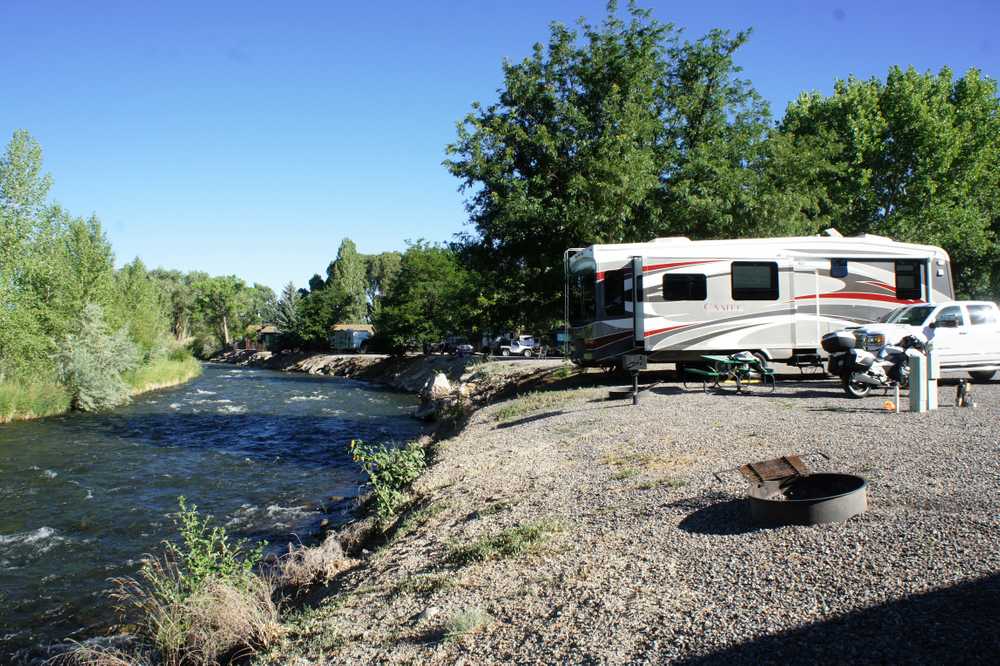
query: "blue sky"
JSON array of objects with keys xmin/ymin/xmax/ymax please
[{"xmin": 2, "ymin": 0, "xmax": 998, "ymax": 291}]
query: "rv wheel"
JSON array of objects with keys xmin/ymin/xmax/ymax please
[{"xmin": 842, "ymin": 375, "xmax": 871, "ymax": 398}]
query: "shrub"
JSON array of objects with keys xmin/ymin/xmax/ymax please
[
  {"xmin": 349, "ymin": 440, "xmax": 426, "ymax": 527},
  {"xmin": 108, "ymin": 498, "xmax": 276, "ymax": 665},
  {"xmin": 54, "ymin": 303, "xmax": 140, "ymax": 411}
]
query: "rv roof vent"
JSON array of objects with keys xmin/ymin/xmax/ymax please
[
  {"xmin": 822, "ymin": 228, "xmax": 842, "ymax": 238},
  {"xmin": 653, "ymin": 236, "xmax": 690, "ymax": 243}
]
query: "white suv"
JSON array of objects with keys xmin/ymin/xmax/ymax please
[{"xmin": 848, "ymin": 301, "xmax": 1000, "ymax": 381}]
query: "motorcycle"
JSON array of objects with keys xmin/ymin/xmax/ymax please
[{"xmin": 822, "ymin": 330, "xmax": 927, "ymax": 398}]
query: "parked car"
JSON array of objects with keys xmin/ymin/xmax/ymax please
[
  {"xmin": 497, "ymin": 335, "xmax": 541, "ymax": 357},
  {"xmin": 836, "ymin": 300, "xmax": 1000, "ymax": 381}
]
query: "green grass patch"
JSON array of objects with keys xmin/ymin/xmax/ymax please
[
  {"xmin": 635, "ymin": 477, "xmax": 687, "ymax": 491},
  {"xmin": 394, "ymin": 500, "xmax": 447, "ymax": 539},
  {"xmin": 0, "ymin": 379, "xmax": 71, "ymax": 423},
  {"xmin": 448, "ymin": 520, "xmax": 560, "ymax": 564},
  {"xmin": 443, "ymin": 607, "xmax": 492, "ymax": 642},
  {"xmin": 126, "ymin": 355, "xmax": 202, "ymax": 394},
  {"xmin": 611, "ymin": 467, "xmax": 640, "ymax": 481},
  {"xmin": 395, "ymin": 572, "xmax": 458, "ymax": 597},
  {"xmin": 493, "ymin": 391, "xmax": 574, "ymax": 422}
]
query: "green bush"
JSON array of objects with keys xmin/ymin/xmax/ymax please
[
  {"xmin": 54, "ymin": 303, "xmax": 140, "ymax": 412},
  {"xmin": 349, "ymin": 440, "xmax": 426, "ymax": 527}
]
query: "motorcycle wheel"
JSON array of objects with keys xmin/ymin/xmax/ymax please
[{"xmin": 842, "ymin": 374, "xmax": 872, "ymax": 398}]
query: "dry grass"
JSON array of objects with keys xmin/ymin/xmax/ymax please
[
  {"xmin": 277, "ymin": 534, "xmax": 355, "ymax": 589},
  {"xmin": 443, "ymin": 607, "xmax": 493, "ymax": 642},
  {"xmin": 57, "ymin": 640, "xmax": 150, "ymax": 666},
  {"xmin": 602, "ymin": 449, "xmax": 693, "ymax": 487},
  {"xmin": 109, "ymin": 559, "xmax": 281, "ymax": 665}
]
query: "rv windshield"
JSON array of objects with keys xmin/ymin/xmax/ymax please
[
  {"xmin": 885, "ymin": 305, "xmax": 934, "ymax": 326},
  {"xmin": 568, "ymin": 265, "xmax": 596, "ymax": 326}
]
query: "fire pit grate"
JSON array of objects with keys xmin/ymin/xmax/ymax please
[{"xmin": 718, "ymin": 453, "xmax": 868, "ymax": 527}]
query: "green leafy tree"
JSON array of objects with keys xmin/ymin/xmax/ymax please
[
  {"xmin": 445, "ymin": 2, "xmax": 807, "ymax": 330},
  {"xmin": 374, "ymin": 242, "xmax": 480, "ymax": 351},
  {"xmin": 112, "ymin": 258, "xmax": 171, "ymax": 361},
  {"xmin": 54, "ymin": 303, "xmax": 140, "ymax": 411},
  {"xmin": 294, "ymin": 282, "xmax": 346, "ymax": 348},
  {"xmin": 192, "ymin": 275, "xmax": 247, "ymax": 347},
  {"xmin": 782, "ymin": 66, "xmax": 1000, "ymax": 296},
  {"xmin": 242, "ymin": 283, "xmax": 278, "ymax": 329},
  {"xmin": 326, "ymin": 238, "xmax": 368, "ymax": 323},
  {"xmin": 365, "ymin": 251, "xmax": 402, "ymax": 320}
]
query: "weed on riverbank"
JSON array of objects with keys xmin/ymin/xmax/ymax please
[
  {"xmin": 126, "ymin": 354, "xmax": 202, "ymax": 394},
  {"xmin": 0, "ymin": 379, "xmax": 71, "ymax": 423},
  {"xmin": 448, "ymin": 521, "xmax": 561, "ymax": 564}
]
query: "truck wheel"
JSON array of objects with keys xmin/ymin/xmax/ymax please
[
  {"xmin": 842, "ymin": 374, "xmax": 871, "ymax": 398},
  {"xmin": 501, "ymin": 349, "xmax": 510, "ymax": 357},
  {"xmin": 523, "ymin": 349, "xmax": 532, "ymax": 358},
  {"xmin": 969, "ymin": 370, "xmax": 996, "ymax": 382}
]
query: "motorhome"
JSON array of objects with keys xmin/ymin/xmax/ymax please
[{"xmin": 565, "ymin": 230, "xmax": 954, "ymax": 367}]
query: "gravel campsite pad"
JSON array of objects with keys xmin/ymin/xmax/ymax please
[{"xmin": 270, "ymin": 377, "xmax": 1000, "ymax": 664}]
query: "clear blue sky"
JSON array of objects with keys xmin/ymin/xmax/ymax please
[{"xmin": 3, "ymin": 0, "xmax": 998, "ymax": 291}]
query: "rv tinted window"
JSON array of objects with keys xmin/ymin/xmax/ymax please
[
  {"xmin": 895, "ymin": 261, "xmax": 923, "ymax": 300},
  {"xmin": 731, "ymin": 262, "xmax": 778, "ymax": 300},
  {"xmin": 569, "ymin": 267, "xmax": 596, "ymax": 326},
  {"xmin": 603, "ymin": 268, "xmax": 627, "ymax": 317},
  {"xmin": 831, "ymin": 259, "xmax": 848, "ymax": 278},
  {"xmin": 663, "ymin": 274, "xmax": 707, "ymax": 301}
]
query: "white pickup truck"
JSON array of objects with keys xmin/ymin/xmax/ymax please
[{"xmin": 847, "ymin": 300, "xmax": 1000, "ymax": 381}]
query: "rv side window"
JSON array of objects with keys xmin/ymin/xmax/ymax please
[
  {"xmin": 569, "ymin": 267, "xmax": 596, "ymax": 326},
  {"xmin": 662, "ymin": 274, "xmax": 707, "ymax": 301},
  {"xmin": 603, "ymin": 269, "xmax": 627, "ymax": 317},
  {"xmin": 731, "ymin": 262, "xmax": 778, "ymax": 300},
  {"xmin": 895, "ymin": 261, "xmax": 923, "ymax": 300},
  {"xmin": 831, "ymin": 259, "xmax": 848, "ymax": 278}
]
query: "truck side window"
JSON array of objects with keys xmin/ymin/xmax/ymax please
[
  {"xmin": 731, "ymin": 262, "xmax": 778, "ymax": 300},
  {"xmin": 967, "ymin": 305, "xmax": 997, "ymax": 325},
  {"xmin": 935, "ymin": 306, "xmax": 965, "ymax": 326},
  {"xmin": 603, "ymin": 268, "xmax": 627, "ymax": 317},
  {"xmin": 895, "ymin": 261, "xmax": 923, "ymax": 300},
  {"xmin": 663, "ymin": 274, "xmax": 707, "ymax": 301}
]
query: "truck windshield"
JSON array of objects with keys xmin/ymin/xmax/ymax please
[
  {"xmin": 885, "ymin": 305, "xmax": 934, "ymax": 326},
  {"xmin": 568, "ymin": 265, "xmax": 596, "ymax": 326}
]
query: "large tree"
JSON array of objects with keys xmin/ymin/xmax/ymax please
[
  {"xmin": 326, "ymin": 238, "xmax": 368, "ymax": 324},
  {"xmin": 445, "ymin": 2, "xmax": 816, "ymax": 330},
  {"xmin": 193, "ymin": 275, "xmax": 247, "ymax": 347},
  {"xmin": 365, "ymin": 251, "xmax": 402, "ymax": 320},
  {"xmin": 373, "ymin": 242, "xmax": 480, "ymax": 352},
  {"xmin": 781, "ymin": 66, "xmax": 1000, "ymax": 296}
]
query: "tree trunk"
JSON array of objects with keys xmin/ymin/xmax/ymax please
[{"xmin": 221, "ymin": 315, "xmax": 231, "ymax": 345}]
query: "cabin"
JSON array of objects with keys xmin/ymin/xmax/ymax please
[{"xmin": 565, "ymin": 230, "xmax": 954, "ymax": 366}]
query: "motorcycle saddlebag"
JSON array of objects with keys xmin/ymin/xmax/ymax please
[
  {"xmin": 849, "ymin": 348, "xmax": 876, "ymax": 369},
  {"xmin": 821, "ymin": 330, "xmax": 856, "ymax": 353},
  {"xmin": 827, "ymin": 354, "xmax": 846, "ymax": 376}
]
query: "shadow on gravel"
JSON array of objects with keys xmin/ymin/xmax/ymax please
[
  {"xmin": 672, "ymin": 493, "xmax": 761, "ymax": 536},
  {"xmin": 807, "ymin": 406, "xmax": 889, "ymax": 414},
  {"xmin": 676, "ymin": 572, "xmax": 1000, "ymax": 665},
  {"xmin": 496, "ymin": 410, "xmax": 564, "ymax": 428}
]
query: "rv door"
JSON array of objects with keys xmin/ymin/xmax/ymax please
[{"xmin": 631, "ymin": 256, "xmax": 644, "ymax": 349}]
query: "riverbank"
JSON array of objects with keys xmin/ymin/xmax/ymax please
[
  {"xmin": 0, "ymin": 357, "xmax": 203, "ymax": 424},
  {"xmin": 260, "ymin": 377, "xmax": 1000, "ymax": 664}
]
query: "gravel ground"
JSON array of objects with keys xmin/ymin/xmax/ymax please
[{"xmin": 267, "ymin": 373, "xmax": 1000, "ymax": 665}]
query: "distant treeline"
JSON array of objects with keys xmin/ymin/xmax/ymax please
[{"xmin": 0, "ymin": 130, "xmax": 275, "ymax": 415}]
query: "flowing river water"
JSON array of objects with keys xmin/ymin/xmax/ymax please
[{"xmin": 0, "ymin": 363, "xmax": 422, "ymax": 661}]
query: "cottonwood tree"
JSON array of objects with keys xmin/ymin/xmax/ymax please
[
  {"xmin": 326, "ymin": 238, "xmax": 368, "ymax": 324},
  {"xmin": 446, "ymin": 2, "xmax": 822, "ymax": 330},
  {"xmin": 193, "ymin": 275, "xmax": 247, "ymax": 347},
  {"xmin": 782, "ymin": 66, "xmax": 1000, "ymax": 296}
]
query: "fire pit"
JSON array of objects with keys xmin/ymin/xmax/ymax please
[{"xmin": 725, "ymin": 455, "xmax": 868, "ymax": 527}]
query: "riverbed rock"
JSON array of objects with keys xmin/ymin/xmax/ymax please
[{"xmin": 421, "ymin": 372, "xmax": 452, "ymax": 400}]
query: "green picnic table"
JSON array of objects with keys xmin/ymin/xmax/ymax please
[{"xmin": 682, "ymin": 354, "xmax": 776, "ymax": 393}]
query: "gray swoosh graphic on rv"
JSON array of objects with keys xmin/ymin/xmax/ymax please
[{"xmin": 648, "ymin": 309, "xmax": 798, "ymax": 347}]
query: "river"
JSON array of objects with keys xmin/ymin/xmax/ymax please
[{"xmin": 0, "ymin": 363, "xmax": 422, "ymax": 661}]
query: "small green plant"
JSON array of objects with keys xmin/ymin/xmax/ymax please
[
  {"xmin": 493, "ymin": 391, "xmax": 573, "ymax": 422},
  {"xmin": 395, "ymin": 572, "xmax": 457, "ymax": 596},
  {"xmin": 394, "ymin": 500, "xmax": 447, "ymax": 539},
  {"xmin": 448, "ymin": 521, "xmax": 559, "ymax": 564},
  {"xmin": 612, "ymin": 467, "xmax": 640, "ymax": 481},
  {"xmin": 443, "ymin": 607, "xmax": 493, "ymax": 642},
  {"xmin": 635, "ymin": 477, "xmax": 687, "ymax": 491},
  {"xmin": 350, "ymin": 440, "xmax": 426, "ymax": 527}
]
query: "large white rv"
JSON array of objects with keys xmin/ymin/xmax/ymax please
[{"xmin": 565, "ymin": 230, "xmax": 954, "ymax": 366}]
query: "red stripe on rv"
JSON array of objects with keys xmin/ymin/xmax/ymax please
[
  {"xmin": 643, "ymin": 324, "xmax": 692, "ymax": 337},
  {"xmin": 793, "ymin": 292, "xmax": 922, "ymax": 304},
  {"xmin": 642, "ymin": 260, "xmax": 718, "ymax": 272}
]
